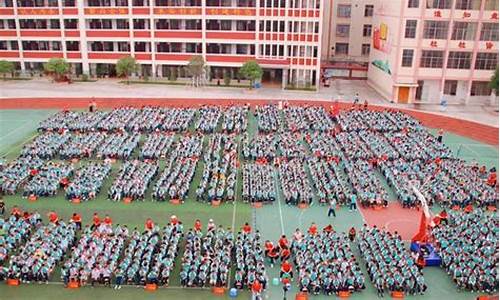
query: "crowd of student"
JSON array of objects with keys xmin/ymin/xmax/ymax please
[
  {"xmin": 96, "ymin": 132, "xmax": 141, "ymax": 159},
  {"xmin": 0, "ymin": 208, "xmax": 40, "ymax": 265},
  {"xmin": 125, "ymin": 107, "xmax": 167, "ymax": 132},
  {"xmin": 65, "ymin": 162, "xmax": 112, "ymax": 202},
  {"xmin": 233, "ymin": 230, "xmax": 267, "ymax": 290},
  {"xmin": 108, "ymin": 160, "xmax": 159, "ymax": 202},
  {"xmin": 21, "ymin": 132, "xmax": 70, "ymax": 159},
  {"xmin": 0, "ymin": 157, "xmax": 44, "ymax": 194},
  {"xmin": 153, "ymin": 156, "xmax": 197, "ymax": 202},
  {"xmin": 139, "ymin": 132, "xmax": 174, "ymax": 160},
  {"xmin": 196, "ymin": 134, "xmax": 238, "ymax": 202},
  {"xmin": 242, "ymin": 164, "xmax": 276, "ymax": 203},
  {"xmin": 307, "ymin": 157, "xmax": 352, "ymax": 205},
  {"xmin": 292, "ymin": 226, "xmax": 365, "ymax": 295},
  {"xmin": 96, "ymin": 107, "xmax": 138, "ymax": 132},
  {"xmin": 343, "ymin": 160, "xmax": 389, "ymax": 208},
  {"xmin": 162, "ymin": 108, "xmax": 196, "ymax": 132},
  {"xmin": 221, "ymin": 106, "xmax": 248, "ymax": 133},
  {"xmin": 59, "ymin": 132, "xmax": 107, "ymax": 159},
  {"xmin": 23, "ymin": 162, "xmax": 74, "ymax": 197},
  {"xmin": 196, "ymin": 106, "xmax": 222, "ymax": 133},
  {"xmin": 242, "ymin": 133, "xmax": 276, "ymax": 161},
  {"xmin": 62, "ymin": 222, "xmax": 127, "ymax": 287},
  {"xmin": 256, "ymin": 105, "xmax": 282, "ymax": 133},
  {"xmin": 306, "ymin": 132, "xmax": 340, "ymax": 158},
  {"xmin": 180, "ymin": 223, "xmax": 233, "ymax": 288},
  {"xmin": 8, "ymin": 219, "xmax": 77, "ymax": 283},
  {"xmin": 358, "ymin": 225, "xmax": 427, "ymax": 297},
  {"xmin": 431, "ymin": 210, "xmax": 498, "ymax": 293},
  {"xmin": 278, "ymin": 159, "xmax": 314, "ymax": 205},
  {"xmin": 277, "ymin": 133, "xmax": 306, "ymax": 159}
]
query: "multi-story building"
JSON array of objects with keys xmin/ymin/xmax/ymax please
[
  {"xmin": 321, "ymin": 0, "xmax": 374, "ymax": 79},
  {"xmin": 368, "ymin": 0, "xmax": 498, "ymax": 104},
  {"xmin": 0, "ymin": 0, "xmax": 323, "ymax": 89}
]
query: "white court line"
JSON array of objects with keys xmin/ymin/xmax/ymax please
[
  {"xmin": 1, "ymin": 132, "xmax": 38, "ymax": 157},
  {"xmin": 274, "ymin": 169, "xmax": 285, "ymax": 235},
  {"xmin": 0, "ymin": 119, "xmax": 36, "ymax": 141}
]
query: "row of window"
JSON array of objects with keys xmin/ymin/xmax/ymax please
[
  {"xmin": 402, "ymin": 49, "xmax": 497, "ymax": 70},
  {"xmin": 0, "ymin": 19, "xmax": 320, "ymax": 34},
  {"xmin": 405, "ymin": 20, "xmax": 498, "ymax": 41},
  {"xmin": 334, "ymin": 42, "xmax": 371, "ymax": 56},
  {"xmin": 442, "ymin": 80, "xmax": 493, "ymax": 96},
  {"xmin": 2, "ymin": 0, "xmax": 319, "ymax": 8},
  {"xmin": 408, "ymin": 0, "xmax": 498, "ymax": 10},
  {"xmin": 336, "ymin": 24, "xmax": 372, "ymax": 38},
  {"xmin": 337, "ymin": 4, "xmax": 374, "ymax": 18}
]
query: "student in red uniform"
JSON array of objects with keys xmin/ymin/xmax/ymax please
[
  {"xmin": 251, "ymin": 279, "xmax": 263, "ymax": 300},
  {"xmin": 71, "ymin": 213, "xmax": 82, "ymax": 230},
  {"xmin": 48, "ymin": 211, "xmax": 59, "ymax": 224},
  {"xmin": 11, "ymin": 206, "xmax": 22, "ymax": 219},
  {"xmin": 104, "ymin": 214, "xmax": 113, "ymax": 226},
  {"xmin": 242, "ymin": 222, "xmax": 252, "ymax": 234},
  {"xmin": 194, "ymin": 219, "xmax": 202, "ymax": 231},
  {"xmin": 145, "ymin": 218, "xmax": 154, "ymax": 231},
  {"xmin": 278, "ymin": 235, "xmax": 289, "ymax": 250},
  {"xmin": 91, "ymin": 213, "xmax": 100, "ymax": 230},
  {"xmin": 170, "ymin": 215, "xmax": 178, "ymax": 226},
  {"xmin": 308, "ymin": 222, "xmax": 318, "ymax": 236},
  {"xmin": 280, "ymin": 260, "xmax": 293, "ymax": 279},
  {"xmin": 280, "ymin": 247, "xmax": 291, "ymax": 262},
  {"xmin": 348, "ymin": 227, "xmax": 356, "ymax": 242}
]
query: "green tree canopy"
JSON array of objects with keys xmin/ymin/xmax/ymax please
[
  {"xmin": 239, "ymin": 60, "xmax": 263, "ymax": 89},
  {"xmin": 489, "ymin": 67, "xmax": 499, "ymax": 96},
  {"xmin": 0, "ymin": 60, "xmax": 14, "ymax": 80},
  {"xmin": 186, "ymin": 55, "xmax": 206, "ymax": 87},
  {"xmin": 116, "ymin": 56, "xmax": 138, "ymax": 84},
  {"xmin": 44, "ymin": 58, "xmax": 70, "ymax": 81}
]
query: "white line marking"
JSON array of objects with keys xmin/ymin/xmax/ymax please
[{"xmin": 274, "ymin": 169, "xmax": 285, "ymax": 235}]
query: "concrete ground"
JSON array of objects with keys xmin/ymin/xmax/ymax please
[{"xmin": 0, "ymin": 78, "xmax": 498, "ymax": 128}]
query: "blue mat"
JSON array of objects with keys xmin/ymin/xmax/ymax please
[{"xmin": 410, "ymin": 242, "xmax": 442, "ymax": 267}]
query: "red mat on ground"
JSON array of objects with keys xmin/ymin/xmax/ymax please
[{"xmin": 358, "ymin": 202, "xmax": 421, "ymax": 241}]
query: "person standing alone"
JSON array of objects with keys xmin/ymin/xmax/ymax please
[{"xmin": 327, "ymin": 197, "xmax": 337, "ymax": 217}]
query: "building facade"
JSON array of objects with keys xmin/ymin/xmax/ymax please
[
  {"xmin": 0, "ymin": 0, "xmax": 323, "ymax": 89},
  {"xmin": 321, "ymin": 0, "xmax": 374, "ymax": 79},
  {"xmin": 367, "ymin": 0, "xmax": 499, "ymax": 104}
]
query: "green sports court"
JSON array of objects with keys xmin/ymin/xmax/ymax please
[{"xmin": 0, "ymin": 104, "xmax": 498, "ymax": 300}]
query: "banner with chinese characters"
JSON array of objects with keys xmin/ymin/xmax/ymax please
[
  {"xmin": 18, "ymin": 8, "xmax": 58, "ymax": 15},
  {"xmin": 206, "ymin": 8, "xmax": 255, "ymax": 16},
  {"xmin": 85, "ymin": 7, "xmax": 128, "ymax": 15},
  {"xmin": 153, "ymin": 7, "xmax": 202, "ymax": 15}
]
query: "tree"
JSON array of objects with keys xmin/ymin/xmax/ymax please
[
  {"xmin": 0, "ymin": 60, "xmax": 14, "ymax": 80},
  {"xmin": 44, "ymin": 58, "xmax": 70, "ymax": 82},
  {"xmin": 239, "ymin": 60, "xmax": 263, "ymax": 89},
  {"xmin": 116, "ymin": 56, "xmax": 138, "ymax": 84},
  {"xmin": 186, "ymin": 55, "xmax": 206, "ymax": 87},
  {"xmin": 489, "ymin": 67, "xmax": 499, "ymax": 96}
]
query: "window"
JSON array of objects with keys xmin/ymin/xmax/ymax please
[
  {"xmin": 363, "ymin": 24, "xmax": 372, "ymax": 37},
  {"xmin": 475, "ymin": 53, "xmax": 498, "ymax": 70},
  {"xmin": 401, "ymin": 49, "xmax": 414, "ymax": 67},
  {"xmin": 443, "ymin": 80, "xmax": 457, "ymax": 95},
  {"xmin": 335, "ymin": 43, "xmax": 349, "ymax": 55},
  {"xmin": 408, "ymin": 0, "xmax": 419, "ymax": 8},
  {"xmin": 485, "ymin": 0, "xmax": 499, "ymax": 10},
  {"xmin": 420, "ymin": 50, "xmax": 444, "ymax": 68},
  {"xmin": 64, "ymin": 19, "xmax": 78, "ymax": 29},
  {"xmin": 451, "ymin": 22, "xmax": 477, "ymax": 40},
  {"xmin": 426, "ymin": 0, "xmax": 452, "ymax": 9},
  {"xmin": 447, "ymin": 51, "xmax": 472, "ymax": 69},
  {"xmin": 455, "ymin": 0, "xmax": 481, "ymax": 10},
  {"xmin": 405, "ymin": 20, "xmax": 418, "ymax": 38},
  {"xmin": 480, "ymin": 23, "xmax": 499, "ymax": 41},
  {"xmin": 470, "ymin": 81, "xmax": 492, "ymax": 96},
  {"xmin": 336, "ymin": 24, "xmax": 350, "ymax": 37},
  {"xmin": 423, "ymin": 21, "xmax": 449, "ymax": 39},
  {"xmin": 364, "ymin": 5, "xmax": 374, "ymax": 17},
  {"xmin": 337, "ymin": 4, "xmax": 351, "ymax": 18},
  {"xmin": 362, "ymin": 44, "xmax": 370, "ymax": 55}
]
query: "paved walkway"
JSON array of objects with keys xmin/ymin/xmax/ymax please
[{"xmin": 0, "ymin": 78, "xmax": 498, "ymax": 127}]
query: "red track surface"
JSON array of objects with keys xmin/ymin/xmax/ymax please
[{"xmin": 0, "ymin": 97, "xmax": 497, "ymax": 146}]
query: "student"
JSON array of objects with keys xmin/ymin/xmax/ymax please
[
  {"xmin": 251, "ymin": 279, "xmax": 263, "ymax": 300},
  {"xmin": 91, "ymin": 213, "xmax": 100, "ymax": 231},
  {"xmin": 349, "ymin": 194, "xmax": 357, "ymax": 212},
  {"xmin": 327, "ymin": 197, "xmax": 337, "ymax": 217},
  {"xmin": 0, "ymin": 199, "xmax": 4, "ymax": 216},
  {"xmin": 71, "ymin": 213, "xmax": 82, "ymax": 230},
  {"xmin": 437, "ymin": 129, "xmax": 444, "ymax": 143}
]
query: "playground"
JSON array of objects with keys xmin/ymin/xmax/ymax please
[{"xmin": 0, "ymin": 98, "xmax": 498, "ymax": 300}]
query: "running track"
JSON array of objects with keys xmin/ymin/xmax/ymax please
[{"xmin": 0, "ymin": 97, "xmax": 497, "ymax": 146}]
